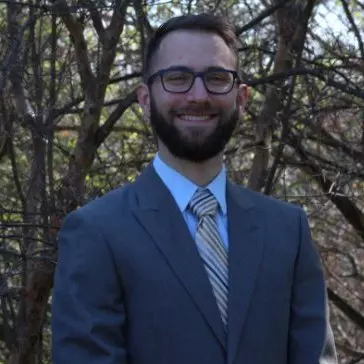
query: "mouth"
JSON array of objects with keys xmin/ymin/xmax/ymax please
[{"xmin": 176, "ymin": 113, "xmax": 218, "ymax": 122}]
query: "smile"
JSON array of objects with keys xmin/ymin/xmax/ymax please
[{"xmin": 177, "ymin": 114, "xmax": 217, "ymax": 121}]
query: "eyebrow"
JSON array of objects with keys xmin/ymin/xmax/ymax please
[{"xmin": 164, "ymin": 65, "xmax": 233, "ymax": 71}]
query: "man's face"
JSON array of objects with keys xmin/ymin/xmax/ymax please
[{"xmin": 138, "ymin": 30, "xmax": 248, "ymax": 163}]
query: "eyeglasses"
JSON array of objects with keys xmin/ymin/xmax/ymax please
[{"xmin": 147, "ymin": 66, "xmax": 241, "ymax": 95}]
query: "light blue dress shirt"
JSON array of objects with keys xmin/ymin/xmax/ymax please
[{"xmin": 153, "ymin": 154, "xmax": 229, "ymax": 249}]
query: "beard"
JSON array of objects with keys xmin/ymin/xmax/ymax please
[{"xmin": 149, "ymin": 96, "xmax": 239, "ymax": 163}]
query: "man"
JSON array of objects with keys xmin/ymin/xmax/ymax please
[{"xmin": 52, "ymin": 13, "xmax": 337, "ymax": 364}]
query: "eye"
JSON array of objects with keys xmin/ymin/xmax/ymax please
[
  {"xmin": 164, "ymin": 71, "xmax": 192, "ymax": 84},
  {"xmin": 206, "ymin": 71, "xmax": 231, "ymax": 84}
]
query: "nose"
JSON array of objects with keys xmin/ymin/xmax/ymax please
[{"xmin": 186, "ymin": 76, "xmax": 210, "ymax": 102}]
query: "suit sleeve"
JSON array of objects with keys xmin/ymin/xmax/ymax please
[
  {"xmin": 288, "ymin": 209, "xmax": 337, "ymax": 364},
  {"xmin": 52, "ymin": 210, "xmax": 127, "ymax": 364}
]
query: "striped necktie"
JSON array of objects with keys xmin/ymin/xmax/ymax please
[{"xmin": 189, "ymin": 188, "xmax": 228, "ymax": 327}]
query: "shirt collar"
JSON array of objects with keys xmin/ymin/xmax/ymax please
[{"xmin": 153, "ymin": 153, "xmax": 227, "ymax": 215}]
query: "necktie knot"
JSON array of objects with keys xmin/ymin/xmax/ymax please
[{"xmin": 189, "ymin": 188, "xmax": 218, "ymax": 219}]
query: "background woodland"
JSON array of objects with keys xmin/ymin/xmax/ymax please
[{"xmin": 0, "ymin": 0, "xmax": 363, "ymax": 363}]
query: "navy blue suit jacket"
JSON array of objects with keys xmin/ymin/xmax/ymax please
[{"xmin": 52, "ymin": 164, "xmax": 337, "ymax": 364}]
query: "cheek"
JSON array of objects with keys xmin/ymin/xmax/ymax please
[
  {"xmin": 158, "ymin": 95, "xmax": 184, "ymax": 114},
  {"xmin": 218, "ymin": 97, "xmax": 238, "ymax": 113},
  {"xmin": 212, "ymin": 93, "xmax": 237, "ymax": 107}
]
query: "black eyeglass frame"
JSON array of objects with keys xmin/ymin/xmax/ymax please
[{"xmin": 146, "ymin": 66, "xmax": 241, "ymax": 95}]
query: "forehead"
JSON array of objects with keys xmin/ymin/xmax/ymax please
[{"xmin": 152, "ymin": 30, "xmax": 236, "ymax": 72}]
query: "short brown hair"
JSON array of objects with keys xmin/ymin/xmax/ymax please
[{"xmin": 143, "ymin": 13, "xmax": 239, "ymax": 81}]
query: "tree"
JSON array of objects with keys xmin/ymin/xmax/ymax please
[{"xmin": 0, "ymin": 0, "xmax": 363, "ymax": 363}]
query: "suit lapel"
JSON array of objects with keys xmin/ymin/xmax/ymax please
[
  {"xmin": 131, "ymin": 164, "xmax": 226, "ymax": 349},
  {"xmin": 226, "ymin": 182, "xmax": 266, "ymax": 364}
]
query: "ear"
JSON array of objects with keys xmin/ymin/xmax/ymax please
[
  {"xmin": 136, "ymin": 83, "xmax": 151, "ymax": 121},
  {"xmin": 236, "ymin": 83, "xmax": 249, "ymax": 110}
]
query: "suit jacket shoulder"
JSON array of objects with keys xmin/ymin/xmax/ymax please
[{"xmin": 229, "ymin": 181, "xmax": 305, "ymax": 224}]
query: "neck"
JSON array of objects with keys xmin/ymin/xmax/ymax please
[{"xmin": 158, "ymin": 145, "xmax": 223, "ymax": 186}]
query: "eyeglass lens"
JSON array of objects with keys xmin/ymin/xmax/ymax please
[{"xmin": 162, "ymin": 70, "xmax": 234, "ymax": 93}]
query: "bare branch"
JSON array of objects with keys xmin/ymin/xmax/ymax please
[
  {"xmin": 292, "ymin": 135, "xmax": 364, "ymax": 241},
  {"xmin": 97, "ymin": 0, "xmax": 131, "ymax": 101},
  {"xmin": 340, "ymin": 0, "xmax": 364, "ymax": 60},
  {"xmin": 247, "ymin": 67, "xmax": 364, "ymax": 100},
  {"xmin": 328, "ymin": 288, "xmax": 364, "ymax": 331},
  {"xmin": 95, "ymin": 89, "xmax": 137, "ymax": 146},
  {"xmin": 78, "ymin": 0, "xmax": 105, "ymax": 40},
  {"xmin": 51, "ymin": 0, "xmax": 96, "ymax": 92},
  {"xmin": 248, "ymin": 0, "xmax": 317, "ymax": 191},
  {"xmin": 236, "ymin": 0, "xmax": 292, "ymax": 35}
]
